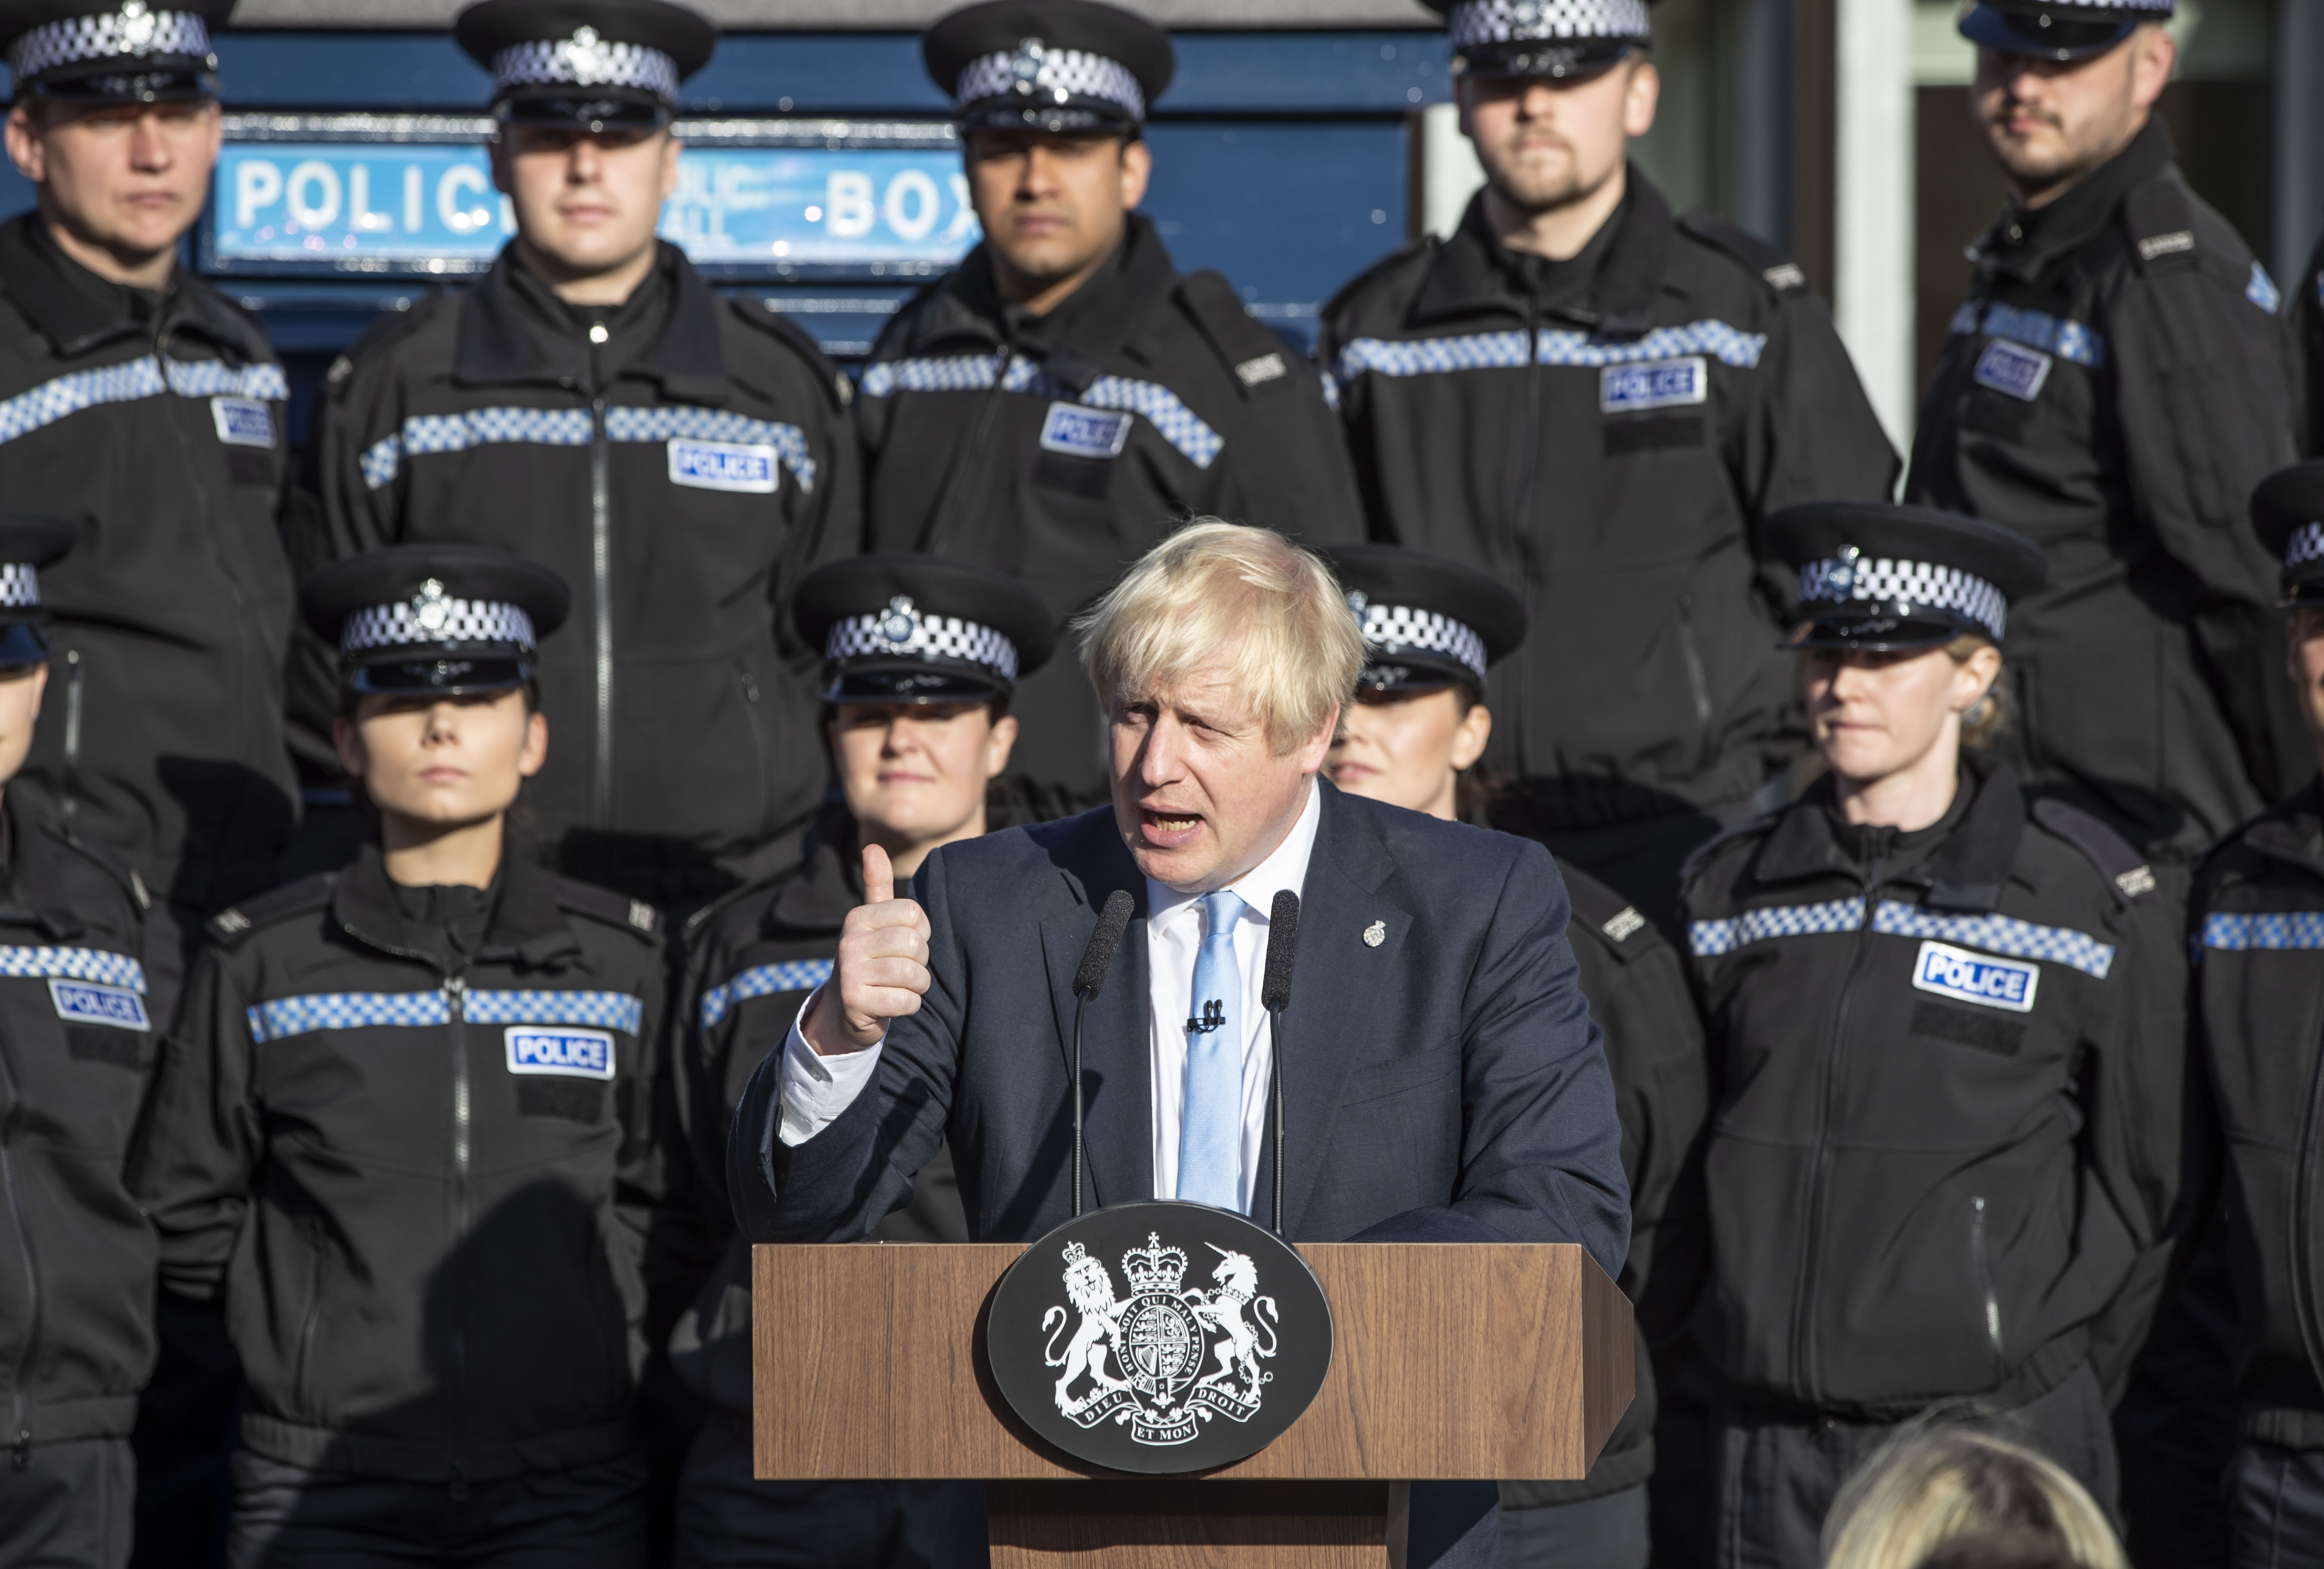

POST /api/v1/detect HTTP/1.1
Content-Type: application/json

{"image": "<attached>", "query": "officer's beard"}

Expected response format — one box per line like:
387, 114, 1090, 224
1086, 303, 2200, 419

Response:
1481, 131, 1619, 218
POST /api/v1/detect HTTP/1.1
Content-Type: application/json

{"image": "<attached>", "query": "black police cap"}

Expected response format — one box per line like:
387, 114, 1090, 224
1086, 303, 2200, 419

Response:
1957, 0, 2172, 62
0, 0, 231, 104
1422, 0, 1658, 80
301, 544, 572, 699
2249, 461, 2324, 608
1767, 502, 2048, 653
795, 554, 1055, 706
455, 0, 714, 129
0, 512, 73, 668
1321, 545, 1525, 695
924, 0, 1173, 135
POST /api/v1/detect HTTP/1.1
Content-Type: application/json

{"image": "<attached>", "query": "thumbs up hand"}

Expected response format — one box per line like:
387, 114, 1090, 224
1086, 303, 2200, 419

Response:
801, 844, 933, 1055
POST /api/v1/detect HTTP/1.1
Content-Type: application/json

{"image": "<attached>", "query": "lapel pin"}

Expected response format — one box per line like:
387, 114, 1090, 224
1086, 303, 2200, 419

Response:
1363, 920, 1386, 948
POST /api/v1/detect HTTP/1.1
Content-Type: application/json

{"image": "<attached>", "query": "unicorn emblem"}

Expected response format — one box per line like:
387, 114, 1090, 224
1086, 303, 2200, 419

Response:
1189, 1245, 1280, 1405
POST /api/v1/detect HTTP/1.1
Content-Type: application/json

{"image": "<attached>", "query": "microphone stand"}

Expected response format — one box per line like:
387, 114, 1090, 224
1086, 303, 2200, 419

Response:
1072, 992, 1089, 1218
1269, 1002, 1286, 1237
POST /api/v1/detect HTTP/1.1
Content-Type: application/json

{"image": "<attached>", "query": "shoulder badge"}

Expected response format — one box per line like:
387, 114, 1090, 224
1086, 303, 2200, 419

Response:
1179, 270, 1305, 397
2123, 177, 2201, 276
1678, 211, 1808, 296
203, 873, 336, 946
1234, 352, 1288, 388
554, 879, 661, 941
326, 354, 354, 385
2031, 798, 2159, 906
1602, 907, 1648, 943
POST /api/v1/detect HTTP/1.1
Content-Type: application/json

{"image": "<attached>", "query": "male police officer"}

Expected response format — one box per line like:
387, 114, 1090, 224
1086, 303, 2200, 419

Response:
1907, 0, 2303, 865
308, 0, 858, 910
859, 0, 1364, 812
1317, 0, 1897, 926
0, 0, 293, 1000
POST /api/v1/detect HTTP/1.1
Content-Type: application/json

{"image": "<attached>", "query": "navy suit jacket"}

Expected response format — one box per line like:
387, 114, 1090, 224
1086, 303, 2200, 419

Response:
730, 782, 1629, 1274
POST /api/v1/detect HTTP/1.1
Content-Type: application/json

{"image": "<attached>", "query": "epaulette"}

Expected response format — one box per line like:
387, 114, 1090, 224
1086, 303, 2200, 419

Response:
1678, 807, 1784, 887
2030, 798, 2159, 905
726, 294, 849, 406
328, 290, 452, 388
553, 879, 661, 941
1319, 235, 1438, 326
1178, 270, 1305, 399
49, 824, 148, 915
2122, 177, 2201, 277
1678, 211, 1809, 295
682, 869, 777, 942
1556, 857, 1659, 959
206, 873, 337, 945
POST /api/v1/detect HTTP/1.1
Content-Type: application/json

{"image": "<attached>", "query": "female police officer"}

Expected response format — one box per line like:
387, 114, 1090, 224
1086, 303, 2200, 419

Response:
1678, 503, 2188, 1569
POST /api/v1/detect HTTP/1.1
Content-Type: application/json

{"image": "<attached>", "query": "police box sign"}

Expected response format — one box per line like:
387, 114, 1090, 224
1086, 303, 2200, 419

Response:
1912, 940, 2040, 1013
505, 1027, 616, 1080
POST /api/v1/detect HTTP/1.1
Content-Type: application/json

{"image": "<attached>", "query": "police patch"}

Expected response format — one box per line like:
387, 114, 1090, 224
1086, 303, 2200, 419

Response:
667, 440, 779, 494
1911, 941, 2039, 1013
210, 397, 276, 449
1972, 338, 2053, 403
50, 979, 149, 1031
1038, 402, 1132, 460
505, 1027, 615, 1080
1599, 357, 1707, 415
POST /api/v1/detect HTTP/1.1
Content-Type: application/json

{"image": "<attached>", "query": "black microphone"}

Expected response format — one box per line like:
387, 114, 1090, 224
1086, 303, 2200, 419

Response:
1070, 890, 1136, 1217
1262, 890, 1301, 1235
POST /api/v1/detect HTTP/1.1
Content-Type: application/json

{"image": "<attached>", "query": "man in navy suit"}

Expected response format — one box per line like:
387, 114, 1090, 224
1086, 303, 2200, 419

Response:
731, 520, 1629, 1565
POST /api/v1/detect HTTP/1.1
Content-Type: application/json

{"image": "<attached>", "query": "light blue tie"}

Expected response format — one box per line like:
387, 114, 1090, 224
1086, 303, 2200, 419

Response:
1177, 889, 1244, 1209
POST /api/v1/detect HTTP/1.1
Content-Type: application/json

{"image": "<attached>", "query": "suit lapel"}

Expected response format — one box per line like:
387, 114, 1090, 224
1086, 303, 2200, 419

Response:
1037, 828, 1152, 1213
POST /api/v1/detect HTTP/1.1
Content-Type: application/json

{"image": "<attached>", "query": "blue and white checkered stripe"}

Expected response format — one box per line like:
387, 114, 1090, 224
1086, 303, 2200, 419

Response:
2249, 261, 2283, 315
859, 353, 1224, 470
0, 354, 285, 451
360, 406, 596, 491
1870, 901, 2114, 980
1688, 897, 1867, 957
1334, 319, 1767, 385
602, 404, 816, 494
699, 958, 833, 1031
0, 944, 145, 991
1948, 300, 2106, 369
2199, 911, 2324, 951
247, 986, 644, 1043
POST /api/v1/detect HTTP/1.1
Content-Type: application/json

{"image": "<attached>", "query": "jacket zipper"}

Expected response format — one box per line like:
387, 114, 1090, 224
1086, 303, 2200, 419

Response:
1791, 844, 1888, 1405
59, 650, 83, 829
920, 350, 1015, 555
2286, 954, 2324, 1390
1971, 1195, 2005, 1369
1678, 594, 1714, 767
589, 396, 613, 831
445, 974, 471, 1499
0, 1032, 37, 1466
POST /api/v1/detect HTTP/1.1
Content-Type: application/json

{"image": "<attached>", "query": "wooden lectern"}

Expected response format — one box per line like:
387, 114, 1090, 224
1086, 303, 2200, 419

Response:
754, 1241, 1633, 1567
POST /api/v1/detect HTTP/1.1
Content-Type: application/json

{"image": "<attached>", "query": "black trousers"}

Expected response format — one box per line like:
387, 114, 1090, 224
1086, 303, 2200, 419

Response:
2228, 1440, 2324, 1568
1711, 1363, 2118, 1569
224, 1450, 648, 1569
1501, 1482, 1650, 1569
0, 1437, 135, 1569
672, 1409, 944, 1569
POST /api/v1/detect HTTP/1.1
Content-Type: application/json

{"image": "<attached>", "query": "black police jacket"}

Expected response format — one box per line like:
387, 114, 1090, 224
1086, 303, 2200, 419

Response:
128, 845, 668, 1482
308, 243, 860, 906
1907, 120, 2306, 864
0, 794, 153, 1452
1681, 756, 2187, 1421
663, 808, 967, 1415
0, 216, 296, 914
1318, 177, 1899, 831
2186, 784, 2324, 1449
1505, 859, 1707, 1507
856, 216, 1365, 804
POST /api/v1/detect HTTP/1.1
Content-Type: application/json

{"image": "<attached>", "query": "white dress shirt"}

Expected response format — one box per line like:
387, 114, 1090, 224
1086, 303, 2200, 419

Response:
775, 781, 1323, 1218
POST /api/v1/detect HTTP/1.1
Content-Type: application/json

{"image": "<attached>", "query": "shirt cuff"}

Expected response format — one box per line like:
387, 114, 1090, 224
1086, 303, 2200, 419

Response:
776, 984, 885, 1148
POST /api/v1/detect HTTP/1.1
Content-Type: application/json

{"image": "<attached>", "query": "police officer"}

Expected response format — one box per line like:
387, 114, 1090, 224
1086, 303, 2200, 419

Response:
1317, 0, 1897, 930
0, 0, 293, 1001
859, 0, 1364, 812
307, 0, 859, 910
0, 516, 158, 1569
1317, 545, 1704, 1569
2174, 461, 2324, 1565
1680, 503, 2187, 1569
666, 554, 1051, 1568
129, 546, 670, 1568
1908, 0, 2303, 866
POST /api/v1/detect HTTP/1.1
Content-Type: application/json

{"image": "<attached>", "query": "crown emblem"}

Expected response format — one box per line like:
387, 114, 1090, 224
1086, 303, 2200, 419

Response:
1122, 1233, 1187, 1295
117, 0, 157, 52
1009, 36, 1046, 89
558, 25, 611, 85
879, 596, 918, 643
1061, 1240, 1087, 1268
412, 579, 451, 633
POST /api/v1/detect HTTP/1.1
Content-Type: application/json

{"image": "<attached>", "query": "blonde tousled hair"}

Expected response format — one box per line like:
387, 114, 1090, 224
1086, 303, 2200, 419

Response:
1073, 519, 1364, 755
1821, 1428, 2125, 1569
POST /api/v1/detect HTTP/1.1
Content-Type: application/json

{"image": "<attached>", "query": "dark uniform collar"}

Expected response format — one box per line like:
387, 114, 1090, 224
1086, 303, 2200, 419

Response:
0, 212, 267, 363
1413, 166, 1669, 338
1754, 752, 2028, 912
454, 238, 729, 400
1975, 115, 2174, 284
332, 840, 584, 969
905, 212, 1177, 383
2232, 778, 2324, 883
762, 806, 862, 937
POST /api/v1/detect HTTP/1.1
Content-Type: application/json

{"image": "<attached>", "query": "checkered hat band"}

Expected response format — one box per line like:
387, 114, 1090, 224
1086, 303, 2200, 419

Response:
1357, 603, 1487, 680
8, 7, 210, 80
492, 37, 680, 98
2029, 0, 2172, 10
826, 607, 1019, 682
955, 46, 1145, 120
0, 565, 38, 609
1446, 0, 1651, 46
2285, 522, 2324, 571
340, 598, 536, 655
1797, 556, 2008, 641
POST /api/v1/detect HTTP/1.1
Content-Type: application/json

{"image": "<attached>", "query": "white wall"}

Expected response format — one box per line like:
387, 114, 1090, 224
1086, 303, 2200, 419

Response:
1835, 0, 1918, 465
